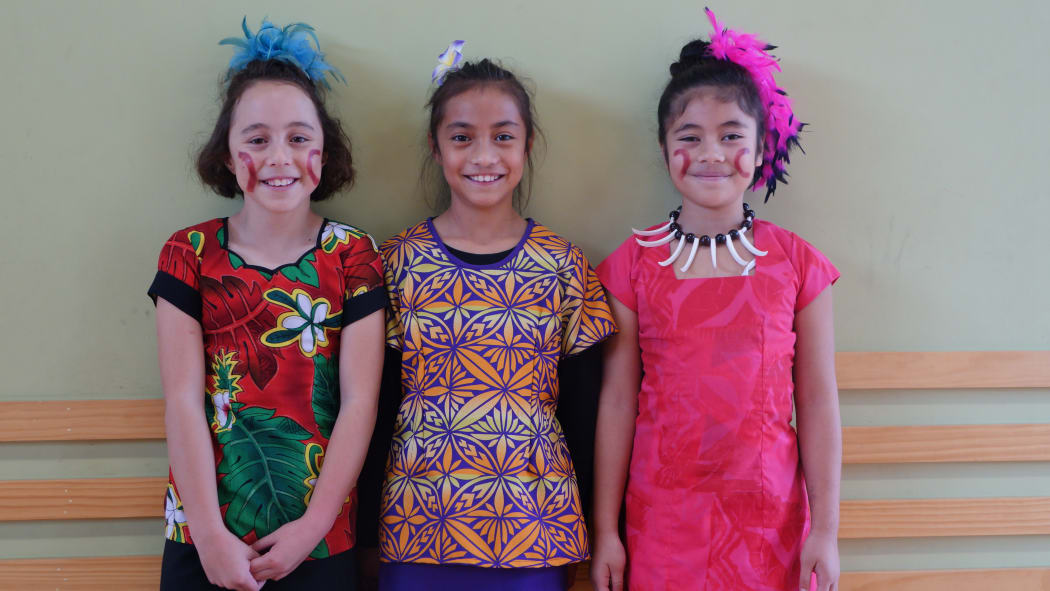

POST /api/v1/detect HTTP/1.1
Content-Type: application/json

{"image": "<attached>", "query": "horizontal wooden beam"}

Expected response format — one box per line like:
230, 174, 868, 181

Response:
3, 477, 1048, 541
0, 478, 165, 522
0, 352, 1046, 442
0, 556, 160, 591
0, 399, 164, 443
839, 497, 1050, 539
835, 351, 1050, 390
838, 567, 1050, 591
842, 424, 1050, 463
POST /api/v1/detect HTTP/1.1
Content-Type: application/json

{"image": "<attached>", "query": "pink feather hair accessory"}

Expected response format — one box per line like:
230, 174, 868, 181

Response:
704, 7, 804, 200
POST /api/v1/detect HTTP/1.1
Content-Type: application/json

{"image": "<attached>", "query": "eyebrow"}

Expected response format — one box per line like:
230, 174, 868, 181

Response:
444, 120, 521, 130
239, 121, 316, 134
673, 120, 747, 134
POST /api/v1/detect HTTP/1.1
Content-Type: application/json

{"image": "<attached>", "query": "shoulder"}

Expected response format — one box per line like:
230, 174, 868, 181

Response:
321, 219, 379, 255
528, 221, 588, 269
379, 220, 430, 258
756, 219, 830, 260
159, 218, 224, 256
596, 231, 646, 273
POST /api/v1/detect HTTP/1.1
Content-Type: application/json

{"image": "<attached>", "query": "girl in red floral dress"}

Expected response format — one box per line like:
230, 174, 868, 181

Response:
591, 10, 842, 591
149, 19, 385, 591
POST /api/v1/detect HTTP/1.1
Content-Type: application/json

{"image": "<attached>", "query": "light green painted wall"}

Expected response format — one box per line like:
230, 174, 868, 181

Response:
2, 0, 1048, 571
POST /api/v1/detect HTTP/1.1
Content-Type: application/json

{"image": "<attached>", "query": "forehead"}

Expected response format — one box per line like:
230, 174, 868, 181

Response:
441, 86, 524, 127
230, 81, 321, 129
672, 89, 758, 128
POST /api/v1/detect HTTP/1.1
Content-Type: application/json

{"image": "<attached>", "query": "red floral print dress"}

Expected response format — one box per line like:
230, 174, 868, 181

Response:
149, 217, 385, 558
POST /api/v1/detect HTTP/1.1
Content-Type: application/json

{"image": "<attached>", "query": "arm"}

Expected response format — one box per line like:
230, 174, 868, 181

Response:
590, 295, 641, 591
156, 299, 262, 591
250, 308, 385, 580
794, 288, 842, 591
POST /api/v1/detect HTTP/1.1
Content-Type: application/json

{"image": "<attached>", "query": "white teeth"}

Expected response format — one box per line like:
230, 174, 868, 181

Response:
263, 178, 295, 187
468, 175, 500, 182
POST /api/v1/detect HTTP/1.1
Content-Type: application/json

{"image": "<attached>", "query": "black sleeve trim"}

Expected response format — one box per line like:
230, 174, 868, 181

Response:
148, 271, 202, 322
341, 287, 388, 327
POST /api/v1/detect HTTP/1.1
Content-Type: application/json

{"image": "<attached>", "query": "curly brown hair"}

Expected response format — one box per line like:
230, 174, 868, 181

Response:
196, 59, 354, 201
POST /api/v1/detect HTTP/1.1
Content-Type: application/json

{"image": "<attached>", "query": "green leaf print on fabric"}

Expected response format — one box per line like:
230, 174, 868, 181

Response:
216, 405, 313, 542
310, 539, 330, 559
312, 353, 340, 439
279, 253, 320, 287
229, 251, 245, 270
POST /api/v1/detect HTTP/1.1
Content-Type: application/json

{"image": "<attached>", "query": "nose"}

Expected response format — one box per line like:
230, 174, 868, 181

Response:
470, 140, 499, 166
268, 141, 292, 166
696, 141, 725, 163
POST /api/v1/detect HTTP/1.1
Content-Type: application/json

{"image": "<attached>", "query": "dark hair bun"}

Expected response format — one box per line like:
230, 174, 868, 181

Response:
670, 39, 711, 77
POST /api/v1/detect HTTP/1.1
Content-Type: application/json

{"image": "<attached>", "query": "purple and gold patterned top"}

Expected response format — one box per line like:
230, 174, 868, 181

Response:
377, 219, 616, 568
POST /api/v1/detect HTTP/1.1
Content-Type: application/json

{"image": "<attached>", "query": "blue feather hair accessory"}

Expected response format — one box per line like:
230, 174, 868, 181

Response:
219, 17, 346, 89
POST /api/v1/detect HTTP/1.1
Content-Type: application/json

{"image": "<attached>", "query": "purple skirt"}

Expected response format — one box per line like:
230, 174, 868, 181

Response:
379, 562, 568, 591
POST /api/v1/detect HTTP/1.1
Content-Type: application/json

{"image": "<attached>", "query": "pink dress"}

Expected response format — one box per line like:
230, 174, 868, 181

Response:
596, 219, 838, 591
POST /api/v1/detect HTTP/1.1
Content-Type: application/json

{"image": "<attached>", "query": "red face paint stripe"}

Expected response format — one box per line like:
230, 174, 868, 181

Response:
307, 149, 321, 185
733, 148, 751, 177
237, 152, 257, 191
673, 149, 690, 178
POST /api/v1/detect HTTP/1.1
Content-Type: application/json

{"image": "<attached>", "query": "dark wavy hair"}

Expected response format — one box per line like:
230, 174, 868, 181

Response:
422, 58, 542, 213
658, 39, 765, 183
196, 59, 354, 201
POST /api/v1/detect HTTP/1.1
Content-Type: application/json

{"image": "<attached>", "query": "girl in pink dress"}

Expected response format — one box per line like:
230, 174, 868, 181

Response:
590, 10, 841, 591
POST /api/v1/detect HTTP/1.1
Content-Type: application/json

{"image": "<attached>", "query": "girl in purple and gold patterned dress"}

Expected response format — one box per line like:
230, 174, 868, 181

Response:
367, 43, 617, 591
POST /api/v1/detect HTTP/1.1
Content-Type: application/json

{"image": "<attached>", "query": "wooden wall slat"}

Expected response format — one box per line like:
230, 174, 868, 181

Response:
840, 497, 1050, 539
0, 556, 161, 591
836, 351, 1050, 390
839, 567, 1050, 591
0, 352, 1045, 443
0, 478, 165, 521
842, 424, 1050, 463
3, 477, 1049, 541
0, 399, 165, 442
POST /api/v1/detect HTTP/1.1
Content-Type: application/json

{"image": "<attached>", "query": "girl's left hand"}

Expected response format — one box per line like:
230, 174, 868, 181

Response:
249, 517, 327, 581
799, 529, 840, 591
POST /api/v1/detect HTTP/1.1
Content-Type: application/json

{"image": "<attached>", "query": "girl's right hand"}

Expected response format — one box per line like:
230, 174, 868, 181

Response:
195, 528, 265, 591
590, 532, 627, 591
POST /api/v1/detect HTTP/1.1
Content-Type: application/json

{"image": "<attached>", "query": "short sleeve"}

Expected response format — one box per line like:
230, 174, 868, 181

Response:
147, 230, 203, 321
340, 235, 387, 326
792, 233, 840, 312
379, 244, 404, 351
559, 247, 618, 358
595, 236, 639, 312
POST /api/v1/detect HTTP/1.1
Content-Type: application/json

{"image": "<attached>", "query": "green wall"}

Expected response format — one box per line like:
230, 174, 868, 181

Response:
2, 0, 1048, 571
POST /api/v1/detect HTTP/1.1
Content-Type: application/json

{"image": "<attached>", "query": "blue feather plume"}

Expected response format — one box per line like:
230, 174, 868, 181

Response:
219, 17, 346, 89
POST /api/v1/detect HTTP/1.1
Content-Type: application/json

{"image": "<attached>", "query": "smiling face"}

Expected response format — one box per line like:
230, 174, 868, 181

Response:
663, 90, 763, 213
226, 81, 324, 213
432, 86, 528, 212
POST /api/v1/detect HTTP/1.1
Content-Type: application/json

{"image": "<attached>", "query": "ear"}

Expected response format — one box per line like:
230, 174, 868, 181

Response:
428, 134, 441, 164
526, 135, 534, 155
225, 155, 235, 174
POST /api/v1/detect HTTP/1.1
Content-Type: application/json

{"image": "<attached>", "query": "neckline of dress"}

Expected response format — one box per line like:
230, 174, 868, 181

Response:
425, 217, 535, 270
220, 216, 327, 275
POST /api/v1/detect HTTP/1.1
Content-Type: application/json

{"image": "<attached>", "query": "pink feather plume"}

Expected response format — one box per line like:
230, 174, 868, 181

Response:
704, 7, 804, 200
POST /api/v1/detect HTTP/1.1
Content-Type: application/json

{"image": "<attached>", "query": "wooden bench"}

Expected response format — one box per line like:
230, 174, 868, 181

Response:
1, 352, 1048, 590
